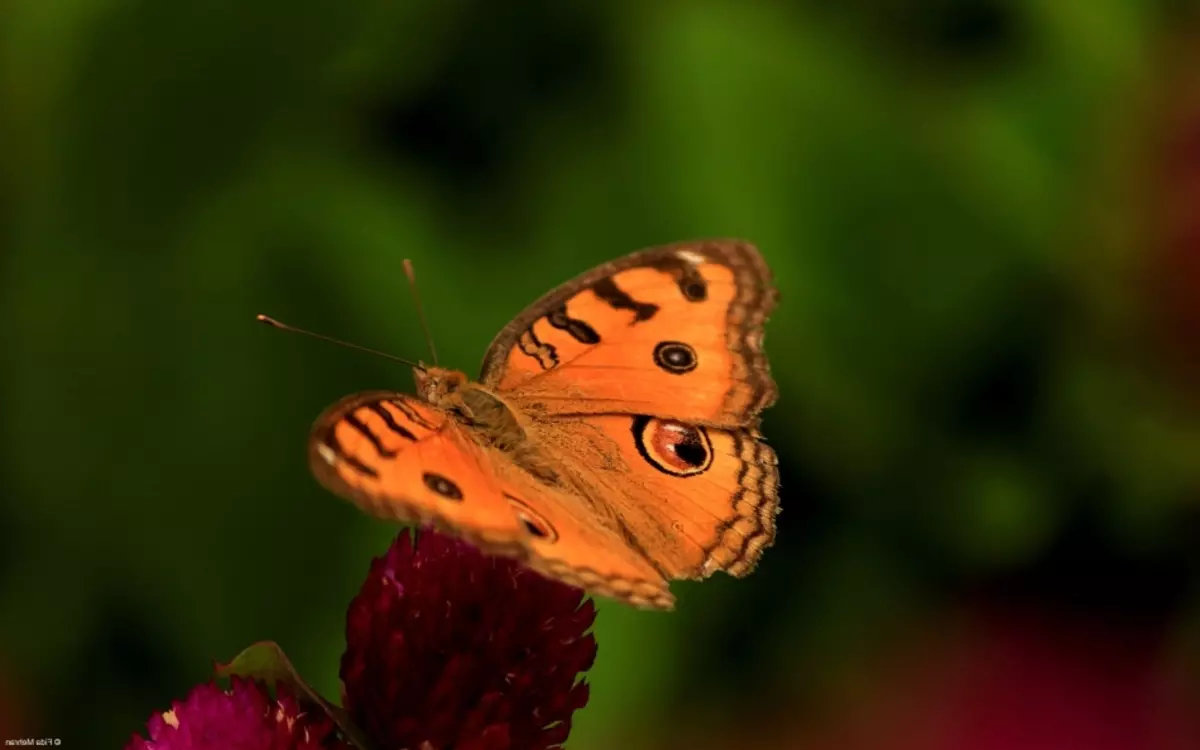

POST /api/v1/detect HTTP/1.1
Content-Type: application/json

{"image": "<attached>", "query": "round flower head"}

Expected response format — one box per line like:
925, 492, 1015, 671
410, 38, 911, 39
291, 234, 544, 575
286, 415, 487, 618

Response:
341, 529, 598, 750
125, 677, 350, 750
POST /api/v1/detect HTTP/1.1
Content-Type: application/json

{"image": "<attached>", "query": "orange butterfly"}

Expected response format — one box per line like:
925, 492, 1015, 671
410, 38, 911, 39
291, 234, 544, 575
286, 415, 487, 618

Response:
301, 240, 778, 609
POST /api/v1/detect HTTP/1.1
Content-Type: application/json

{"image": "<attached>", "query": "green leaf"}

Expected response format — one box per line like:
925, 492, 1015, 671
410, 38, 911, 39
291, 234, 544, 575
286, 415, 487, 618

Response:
215, 641, 374, 750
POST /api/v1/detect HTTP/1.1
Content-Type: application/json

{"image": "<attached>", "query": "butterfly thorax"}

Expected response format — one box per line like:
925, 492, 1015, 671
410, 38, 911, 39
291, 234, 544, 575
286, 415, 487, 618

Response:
415, 366, 528, 454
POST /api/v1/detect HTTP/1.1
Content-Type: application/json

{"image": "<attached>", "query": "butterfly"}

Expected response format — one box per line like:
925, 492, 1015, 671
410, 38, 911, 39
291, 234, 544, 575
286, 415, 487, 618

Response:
307, 240, 779, 609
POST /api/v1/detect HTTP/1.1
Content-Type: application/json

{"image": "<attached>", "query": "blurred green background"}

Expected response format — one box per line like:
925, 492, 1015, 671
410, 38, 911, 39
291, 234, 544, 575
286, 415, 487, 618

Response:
2, 1, 1199, 748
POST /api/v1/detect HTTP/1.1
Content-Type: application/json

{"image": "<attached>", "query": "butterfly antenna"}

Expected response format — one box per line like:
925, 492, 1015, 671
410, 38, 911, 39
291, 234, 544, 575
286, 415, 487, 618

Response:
255, 314, 425, 370
403, 258, 439, 367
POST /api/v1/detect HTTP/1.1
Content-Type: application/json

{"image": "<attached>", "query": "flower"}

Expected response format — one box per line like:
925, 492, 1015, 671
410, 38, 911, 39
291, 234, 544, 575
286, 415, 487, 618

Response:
340, 529, 597, 750
125, 677, 351, 750
126, 529, 598, 749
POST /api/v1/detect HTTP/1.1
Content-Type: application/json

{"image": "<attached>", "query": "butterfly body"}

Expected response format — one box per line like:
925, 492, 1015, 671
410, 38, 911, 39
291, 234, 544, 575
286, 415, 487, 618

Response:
309, 240, 780, 609
417, 367, 558, 482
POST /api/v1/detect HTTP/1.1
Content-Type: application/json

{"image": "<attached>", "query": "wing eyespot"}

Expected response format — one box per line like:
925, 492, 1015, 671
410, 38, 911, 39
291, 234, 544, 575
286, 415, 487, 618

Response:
653, 341, 698, 374
682, 280, 708, 301
655, 252, 709, 301
423, 472, 463, 501
592, 277, 660, 322
504, 493, 559, 543
630, 415, 713, 476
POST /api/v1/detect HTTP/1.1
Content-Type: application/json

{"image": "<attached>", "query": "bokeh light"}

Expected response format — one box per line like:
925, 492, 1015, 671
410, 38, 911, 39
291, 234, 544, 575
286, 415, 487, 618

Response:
1, 1, 1198, 748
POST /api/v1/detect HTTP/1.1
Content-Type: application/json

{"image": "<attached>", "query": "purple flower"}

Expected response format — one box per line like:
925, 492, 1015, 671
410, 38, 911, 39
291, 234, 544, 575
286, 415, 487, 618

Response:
127, 529, 598, 749
125, 677, 351, 750
340, 530, 598, 750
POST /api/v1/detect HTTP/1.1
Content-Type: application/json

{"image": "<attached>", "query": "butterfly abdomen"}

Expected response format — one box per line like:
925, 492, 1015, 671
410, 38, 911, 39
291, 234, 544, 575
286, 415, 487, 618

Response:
457, 386, 523, 448
457, 386, 566, 488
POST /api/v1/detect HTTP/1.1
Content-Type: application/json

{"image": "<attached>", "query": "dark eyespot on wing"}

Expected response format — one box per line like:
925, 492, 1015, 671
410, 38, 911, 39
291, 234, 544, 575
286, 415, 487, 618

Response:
547, 305, 601, 344
503, 492, 559, 542
423, 472, 463, 500
674, 434, 708, 467
653, 341, 698, 374
630, 415, 713, 476
650, 257, 708, 302
592, 277, 659, 322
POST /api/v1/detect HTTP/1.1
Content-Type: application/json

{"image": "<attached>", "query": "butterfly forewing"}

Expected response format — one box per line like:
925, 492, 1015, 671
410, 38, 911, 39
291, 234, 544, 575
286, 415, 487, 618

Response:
479, 240, 777, 428
308, 391, 529, 558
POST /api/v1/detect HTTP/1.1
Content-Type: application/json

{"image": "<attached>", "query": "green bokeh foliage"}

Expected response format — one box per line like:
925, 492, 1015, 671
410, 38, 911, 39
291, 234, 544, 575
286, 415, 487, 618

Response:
1, 1, 1197, 748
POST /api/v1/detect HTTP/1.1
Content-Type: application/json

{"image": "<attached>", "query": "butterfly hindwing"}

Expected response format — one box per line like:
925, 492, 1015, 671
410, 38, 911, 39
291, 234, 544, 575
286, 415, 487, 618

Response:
472, 240, 782, 594
479, 240, 777, 428
492, 462, 675, 609
527, 414, 780, 583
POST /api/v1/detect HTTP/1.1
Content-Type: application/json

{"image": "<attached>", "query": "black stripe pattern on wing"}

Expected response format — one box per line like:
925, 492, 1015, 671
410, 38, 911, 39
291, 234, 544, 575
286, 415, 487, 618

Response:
592, 277, 659, 322
322, 427, 379, 478
518, 328, 559, 370
390, 399, 438, 430
345, 412, 396, 458
649, 257, 708, 302
547, 305, 601, 344
368, 402, 417, 442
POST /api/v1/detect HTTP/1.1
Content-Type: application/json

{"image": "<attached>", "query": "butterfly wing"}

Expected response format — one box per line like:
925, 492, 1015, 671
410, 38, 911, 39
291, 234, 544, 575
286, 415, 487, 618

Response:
310, 391, 675, 606
479, 239, 777, 428
308, 391, 528, 558
524, 415, 780, 584
478, 240, 781, 584
308, 239, 780, 608
493, 462, 675, 609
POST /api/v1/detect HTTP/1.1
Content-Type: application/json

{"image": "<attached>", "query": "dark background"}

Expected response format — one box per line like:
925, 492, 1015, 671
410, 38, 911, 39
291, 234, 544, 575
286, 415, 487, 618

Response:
1, 1, 1198, 748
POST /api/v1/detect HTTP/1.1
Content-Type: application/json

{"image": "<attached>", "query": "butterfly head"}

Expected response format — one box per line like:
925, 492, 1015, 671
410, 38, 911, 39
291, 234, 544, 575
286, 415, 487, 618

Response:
414, 366, 469, 406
